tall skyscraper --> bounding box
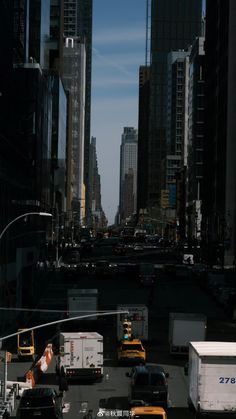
[89,137,107,228]
[63,37,86,223]
[203,0,236,265]
[0,0,67,314]
[63,0,93,224]
[119,127,138,224]
[137,66,150,214]
[146,0,202,212]
[186,37,205,241]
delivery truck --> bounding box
[188,341,236,416]
[117,305,148,341]
[169,312,206,355]
[58,332,103,381]
[67,288,98,320]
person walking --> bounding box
[58,366,68,408]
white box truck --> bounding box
[169,312,206,355]
[117,305,148,341]
[67,289,98,320]
[188,341,236,416]
[59,332,103,381]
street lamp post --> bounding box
[0,212,53,241]
[0,212,53,323]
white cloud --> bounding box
[93,47,141,78]
[92,76,137,88]
[93,50,144,68]
[93,27,145,46]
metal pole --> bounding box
[3,350,7,403]
[55,209,59,268]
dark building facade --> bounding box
[0,1,53,227]
[202,0,236,265]
[146,0,202,212]
[186,37,205,241]
[0,1,66,317]
[137,66,150,215]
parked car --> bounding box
[16,387,63,419]
[126,364,169,408]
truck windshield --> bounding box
[19,331,32,347]
[122,344,143,351]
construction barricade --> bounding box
[25,343,54,387]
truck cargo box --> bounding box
[169,312,206,354]
[188,341,236,414]
[59,332,103,381]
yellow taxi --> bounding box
[131,406,167,419]
[117,338,146,365]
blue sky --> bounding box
[91,0,205,225]
[91,0,146,225]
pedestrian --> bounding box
[58,366,68,408]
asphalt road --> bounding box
[3,246,236,418]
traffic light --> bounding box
[123,320,132,340]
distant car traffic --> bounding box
[133,244,144,252]
[113,243,126,255]
[79,239,94,254]
[95,260,116,278]
[58,247,81,272]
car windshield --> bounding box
[150,373,165,386]
[122,344,143,351]
[135,373,149,385]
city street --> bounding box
[3,248,236,418]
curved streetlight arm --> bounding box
[0,212,52,241]
[0,310,129,343]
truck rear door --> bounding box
[81,338,103,373]
[64,338,83,369]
